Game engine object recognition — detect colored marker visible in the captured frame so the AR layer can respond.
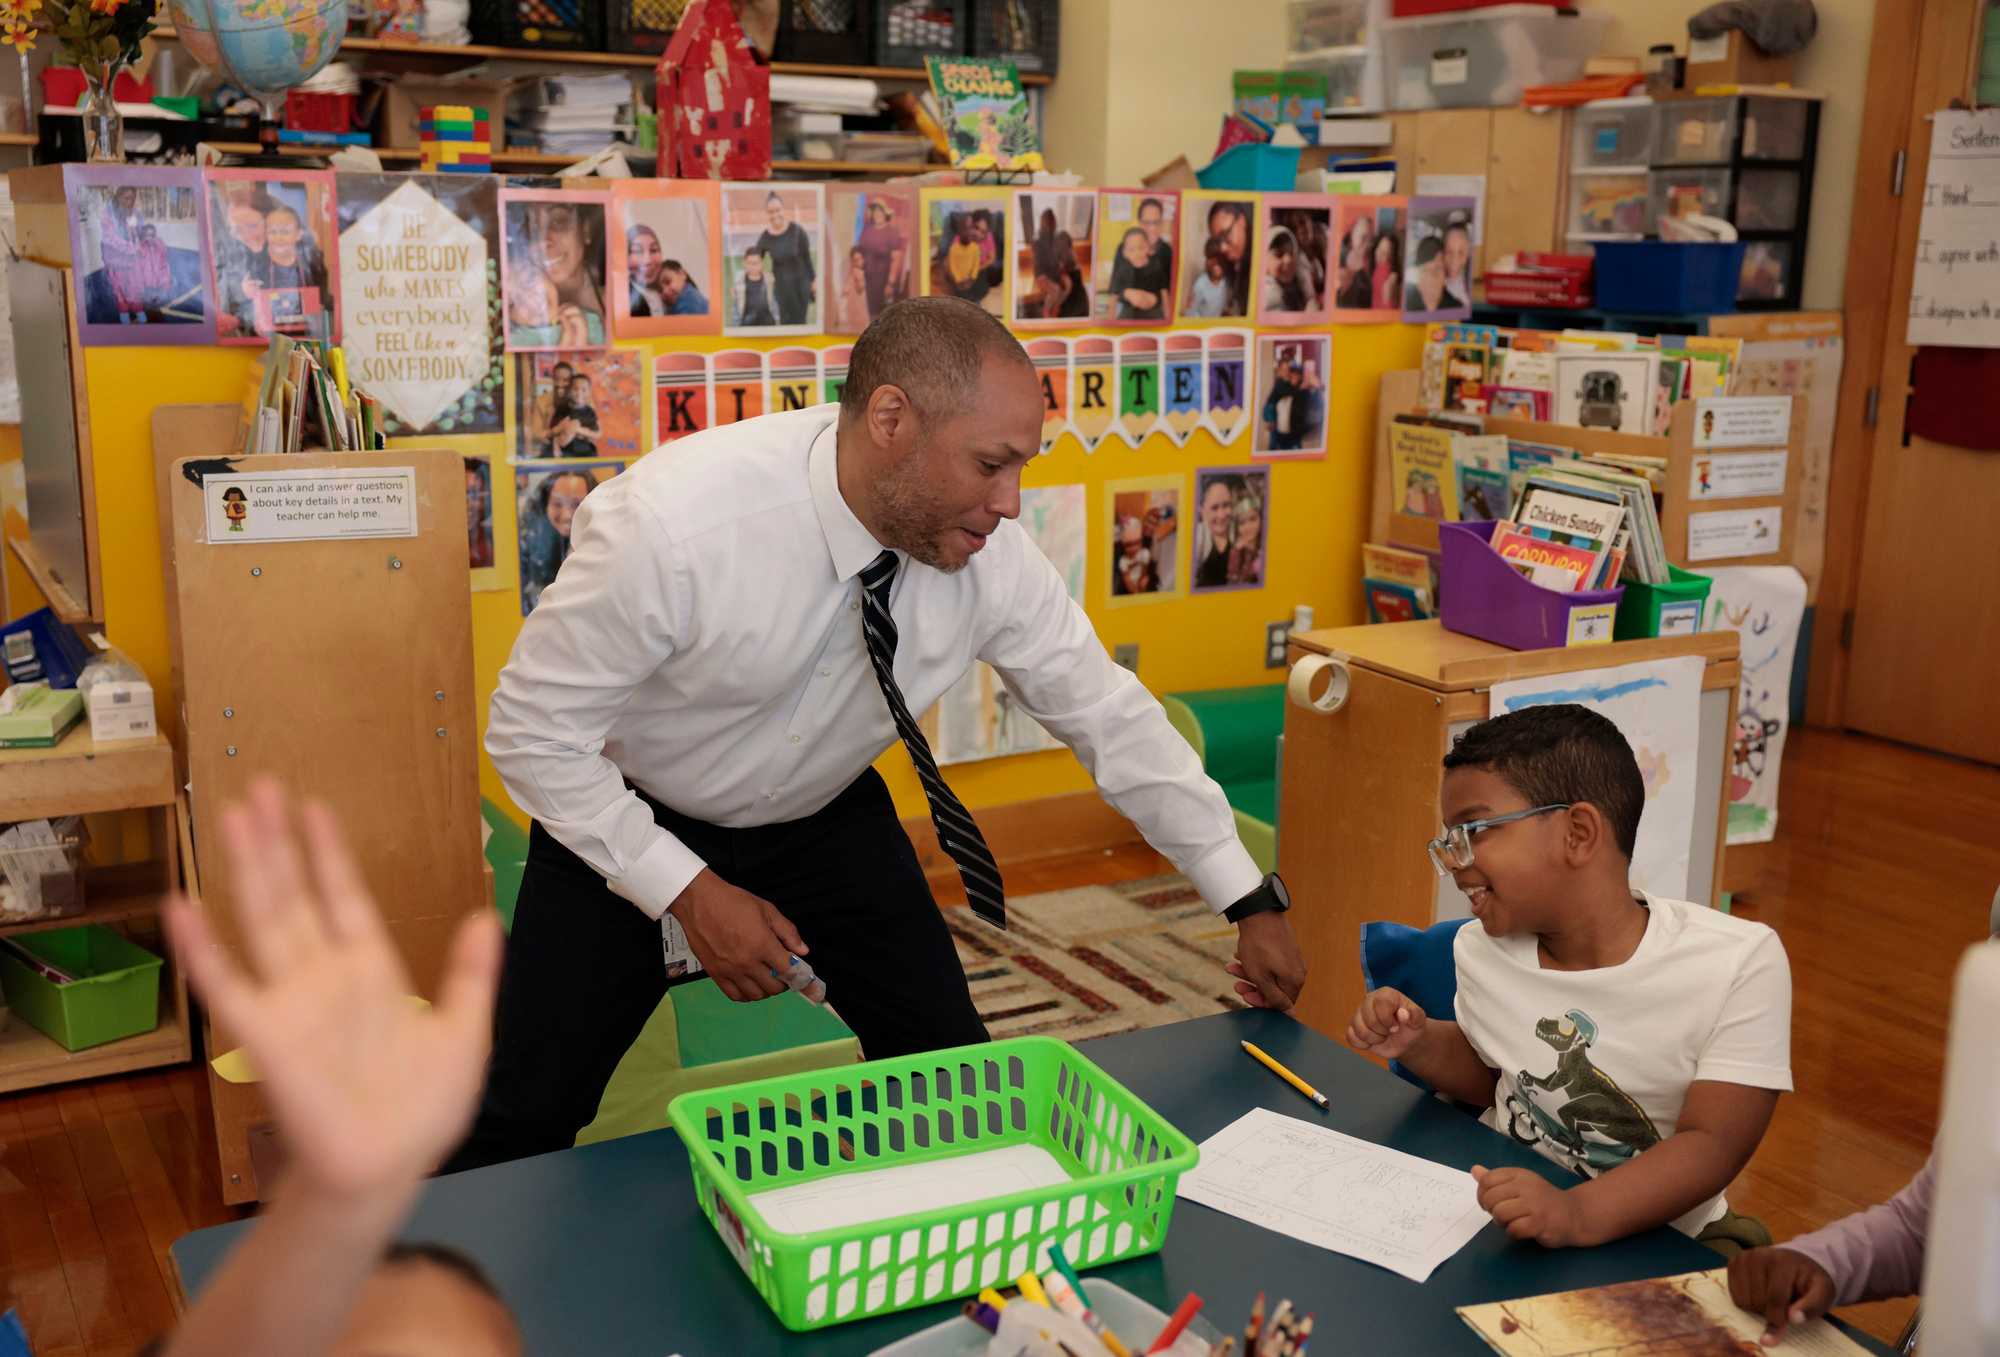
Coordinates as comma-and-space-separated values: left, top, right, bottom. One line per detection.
1241, 1040, 1329, 1110
1016, 1270, 1052, 1309
1147, 1293, 1204, 1353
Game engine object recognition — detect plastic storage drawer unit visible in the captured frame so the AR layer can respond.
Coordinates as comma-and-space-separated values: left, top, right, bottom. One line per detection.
1380, 4, 1608, 109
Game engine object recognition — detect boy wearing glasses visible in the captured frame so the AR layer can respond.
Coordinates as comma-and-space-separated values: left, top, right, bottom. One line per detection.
1348, 704, 1792, 1256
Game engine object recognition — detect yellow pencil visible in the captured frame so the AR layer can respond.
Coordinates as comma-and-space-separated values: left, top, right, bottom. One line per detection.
1240, 1040, 1329, 1110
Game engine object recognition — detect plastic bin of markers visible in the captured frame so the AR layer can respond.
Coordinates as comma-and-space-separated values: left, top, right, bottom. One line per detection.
667, 1035, 1200, 1332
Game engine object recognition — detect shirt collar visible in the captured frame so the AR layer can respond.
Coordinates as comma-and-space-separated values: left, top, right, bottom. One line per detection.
808, 419, 889, 582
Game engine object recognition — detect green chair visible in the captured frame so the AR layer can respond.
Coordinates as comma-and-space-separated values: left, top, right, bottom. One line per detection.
478, 799, 862, 1148
1161, 684, 1286, 875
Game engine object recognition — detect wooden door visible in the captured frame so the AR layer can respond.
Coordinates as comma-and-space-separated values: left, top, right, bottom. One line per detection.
1831, 0, 2000, 764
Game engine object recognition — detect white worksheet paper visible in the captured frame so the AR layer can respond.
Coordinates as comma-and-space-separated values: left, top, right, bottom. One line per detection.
1176, 1108, 1489, 1283
748, 1143, 1073, 1236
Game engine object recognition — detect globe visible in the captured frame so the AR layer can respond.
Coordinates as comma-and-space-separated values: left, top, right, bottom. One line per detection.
168, 0, 349, 99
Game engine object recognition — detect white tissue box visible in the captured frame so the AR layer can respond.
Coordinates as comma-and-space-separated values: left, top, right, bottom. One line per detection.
87, 678, 157, 743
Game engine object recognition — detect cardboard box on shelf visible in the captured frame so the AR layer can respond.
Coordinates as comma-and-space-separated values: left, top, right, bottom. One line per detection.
379, 78, 512, 151
1683, 29, 1794, 90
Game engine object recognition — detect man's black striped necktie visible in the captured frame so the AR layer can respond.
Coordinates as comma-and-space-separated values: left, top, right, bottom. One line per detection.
858, 549, 1007, 929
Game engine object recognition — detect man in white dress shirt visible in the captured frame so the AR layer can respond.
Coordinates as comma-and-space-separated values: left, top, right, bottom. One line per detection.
449, 297, 1306, 1171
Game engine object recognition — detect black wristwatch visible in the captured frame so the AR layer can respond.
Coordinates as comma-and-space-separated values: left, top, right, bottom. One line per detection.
1224, 872, 1291, 924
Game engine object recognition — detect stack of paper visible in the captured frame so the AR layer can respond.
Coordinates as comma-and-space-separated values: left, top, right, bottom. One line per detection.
1458, 1269, 1875, 1356
509, 74, 636, 156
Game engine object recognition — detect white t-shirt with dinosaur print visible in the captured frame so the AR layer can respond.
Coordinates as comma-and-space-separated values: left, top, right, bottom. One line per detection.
1453, 892, 1793, 1237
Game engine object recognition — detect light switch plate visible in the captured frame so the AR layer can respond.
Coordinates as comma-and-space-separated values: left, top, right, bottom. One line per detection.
1113, 643, 1140, 673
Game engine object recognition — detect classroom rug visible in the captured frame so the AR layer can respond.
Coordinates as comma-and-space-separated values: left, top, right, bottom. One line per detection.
942, 873, 1246, 1042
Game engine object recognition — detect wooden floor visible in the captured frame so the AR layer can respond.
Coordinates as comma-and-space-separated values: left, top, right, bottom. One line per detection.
0, 728, 1992, 1353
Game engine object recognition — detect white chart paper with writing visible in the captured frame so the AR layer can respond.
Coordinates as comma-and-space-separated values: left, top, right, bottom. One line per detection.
1176, 1107, 1490, 1283
1908, 108, 2000, 348
203, 468, 418, 544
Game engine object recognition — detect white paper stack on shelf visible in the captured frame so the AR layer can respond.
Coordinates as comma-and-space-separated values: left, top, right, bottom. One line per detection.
509, 73, 637, 156
770, 74, 881, 114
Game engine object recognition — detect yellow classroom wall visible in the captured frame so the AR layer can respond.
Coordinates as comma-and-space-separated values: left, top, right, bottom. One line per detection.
51, 321, 1420, 828
1046, 0, 1291, 187
0, 424, 42, 619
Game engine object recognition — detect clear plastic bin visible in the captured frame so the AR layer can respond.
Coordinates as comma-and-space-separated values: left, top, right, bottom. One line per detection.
1654, 96, 1736, 164
1650, 168, 1734, 225
0, 817, 86, 925
1741, 95, 1812, 160
1380, 4, 1610, 110
1288, 48, 1382, 110
1571, 97, 1654, 170
1736, 167, 1803, 232
1288, 0, 1372, 59
1567, 172, 1652, 238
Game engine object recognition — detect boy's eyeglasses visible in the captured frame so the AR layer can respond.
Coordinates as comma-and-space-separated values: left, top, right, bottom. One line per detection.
1426, 804, 1572, 876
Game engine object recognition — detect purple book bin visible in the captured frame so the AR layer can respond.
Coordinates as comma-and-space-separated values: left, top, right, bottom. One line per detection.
1438, 520, 1626, 651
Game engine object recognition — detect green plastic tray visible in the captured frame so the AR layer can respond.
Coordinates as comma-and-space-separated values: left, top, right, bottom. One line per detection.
0, 924, 162, 1051
667, 1035, 1199, 1332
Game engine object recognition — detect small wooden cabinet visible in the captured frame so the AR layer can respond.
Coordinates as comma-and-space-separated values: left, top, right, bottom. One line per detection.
0, 728, 192, 1092
1275, 620, 1739, 1043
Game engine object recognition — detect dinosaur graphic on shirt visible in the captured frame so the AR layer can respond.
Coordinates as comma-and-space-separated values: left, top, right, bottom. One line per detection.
1503, 1008, 1661, 1173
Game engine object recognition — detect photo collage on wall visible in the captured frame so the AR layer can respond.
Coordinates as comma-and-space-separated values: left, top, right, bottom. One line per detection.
67, 166, 1444, 624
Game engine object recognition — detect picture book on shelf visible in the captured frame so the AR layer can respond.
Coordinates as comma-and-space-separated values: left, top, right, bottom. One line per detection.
1442, 342, 1492, 413
1389, 422, 1459, 520
1489, 523, 1603, 591
1362, 542, 1436, 593
925, 57, 1044, 172
1365, 578, 1432, 624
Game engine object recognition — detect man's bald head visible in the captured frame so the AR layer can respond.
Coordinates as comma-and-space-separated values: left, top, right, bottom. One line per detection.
840, 296, 1032, 427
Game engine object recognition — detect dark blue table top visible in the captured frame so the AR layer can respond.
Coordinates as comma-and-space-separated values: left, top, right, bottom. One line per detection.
172, 1008, 1890, 1355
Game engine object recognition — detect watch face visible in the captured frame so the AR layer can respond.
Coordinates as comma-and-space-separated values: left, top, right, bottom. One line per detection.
1268, 874, 1291, 908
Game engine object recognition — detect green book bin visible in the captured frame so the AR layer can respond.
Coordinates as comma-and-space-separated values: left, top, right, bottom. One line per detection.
668, 1035, 1198, 1332
1614, 564, 1713, 640
0, 925, 163, 1051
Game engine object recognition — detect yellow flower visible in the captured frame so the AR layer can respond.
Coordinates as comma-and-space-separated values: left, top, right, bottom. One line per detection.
3, 0, 42, 18
2, 20, 35, 49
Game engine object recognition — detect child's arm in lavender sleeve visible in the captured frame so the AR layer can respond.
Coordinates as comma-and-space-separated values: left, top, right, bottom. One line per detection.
1786, 1155, 1936, 1306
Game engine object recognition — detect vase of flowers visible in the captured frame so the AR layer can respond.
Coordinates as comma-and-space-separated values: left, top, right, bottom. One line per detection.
6, 0, 160, 162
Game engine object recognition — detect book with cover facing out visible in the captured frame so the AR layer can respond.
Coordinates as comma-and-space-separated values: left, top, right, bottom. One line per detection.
1364, 578, 1431, 624
1362, 542, 1436, 593
1489, 522, 1600, 591
1390, 423, 1460, 520
926, 57, 1044, 172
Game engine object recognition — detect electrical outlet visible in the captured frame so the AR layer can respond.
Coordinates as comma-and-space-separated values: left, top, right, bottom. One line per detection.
1265, 621, 1292, 669
1113, 642, 1140, 673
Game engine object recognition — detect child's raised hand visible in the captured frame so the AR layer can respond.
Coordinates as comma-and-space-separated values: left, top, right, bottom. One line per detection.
1471, 1165, 1588, 1248
163, 778, 502, 1201
1726, 1247, 1836, 1346
1345, 986, 1428, 1060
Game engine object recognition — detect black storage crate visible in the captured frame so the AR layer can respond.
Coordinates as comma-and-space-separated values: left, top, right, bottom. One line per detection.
775, 0, 874, 66
970, 0, 1055, 73
608, 0, 690, 54
473, 0, 608, 51
873, 0, 967, 68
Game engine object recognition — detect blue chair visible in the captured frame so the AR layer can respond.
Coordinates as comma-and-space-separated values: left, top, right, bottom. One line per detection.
1358, 916, 1473, 1097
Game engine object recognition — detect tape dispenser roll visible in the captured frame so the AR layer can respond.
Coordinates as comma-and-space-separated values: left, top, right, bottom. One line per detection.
1287, 652, 1351, 715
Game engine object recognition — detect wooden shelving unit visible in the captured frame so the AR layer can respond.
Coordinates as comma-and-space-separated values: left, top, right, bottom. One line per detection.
0, 726, 192, 1093
0, 132, 35, 147
150, 29, 1051, 84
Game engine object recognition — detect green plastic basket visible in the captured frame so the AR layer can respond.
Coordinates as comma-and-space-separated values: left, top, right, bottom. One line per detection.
0, 924, 163, 1052
666, 1035, 1199, 1332
1614, 564, 1713, 640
